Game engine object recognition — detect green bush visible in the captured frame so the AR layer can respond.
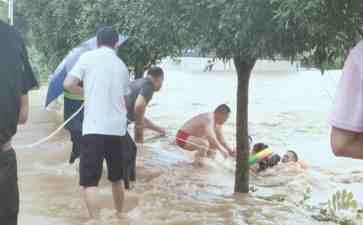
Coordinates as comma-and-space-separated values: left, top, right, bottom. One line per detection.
0, 1, 7, 22
28, 46, 51, 84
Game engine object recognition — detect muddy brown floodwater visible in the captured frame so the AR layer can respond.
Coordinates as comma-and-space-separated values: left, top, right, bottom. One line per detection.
12, 59, 362, 225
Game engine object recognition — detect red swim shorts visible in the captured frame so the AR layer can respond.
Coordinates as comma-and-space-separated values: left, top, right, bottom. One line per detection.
176, 130, 190, 148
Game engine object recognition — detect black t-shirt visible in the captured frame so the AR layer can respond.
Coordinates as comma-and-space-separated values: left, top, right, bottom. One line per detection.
0, 20, 38, 145
126, 77, 155, 122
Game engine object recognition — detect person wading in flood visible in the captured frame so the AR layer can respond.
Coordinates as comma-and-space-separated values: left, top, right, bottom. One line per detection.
176, 104, 236, 165
0, 20, 38, 225
330, 41, 363, 161
64, 27, 130, 218
126, 67, 166, 143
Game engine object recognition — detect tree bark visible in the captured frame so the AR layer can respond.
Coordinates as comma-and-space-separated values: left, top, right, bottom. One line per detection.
233, 56, 256, 193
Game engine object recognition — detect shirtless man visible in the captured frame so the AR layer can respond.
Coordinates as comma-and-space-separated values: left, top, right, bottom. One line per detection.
176, 104, 235, 162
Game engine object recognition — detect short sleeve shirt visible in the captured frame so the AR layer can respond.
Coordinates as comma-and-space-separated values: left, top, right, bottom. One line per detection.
330, 41, 363, 132
69, 47, 130, 136
0, 21, 38, 144
126, 77, 155, 121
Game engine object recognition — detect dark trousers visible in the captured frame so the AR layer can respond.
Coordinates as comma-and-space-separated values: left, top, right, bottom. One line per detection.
64, 97, 84, 164
0, 149, 19, 225
69, 131, 82, 164
123, 132, 137, 189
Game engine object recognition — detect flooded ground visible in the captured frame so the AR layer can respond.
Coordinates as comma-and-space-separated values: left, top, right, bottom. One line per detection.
12, 58, 362, 225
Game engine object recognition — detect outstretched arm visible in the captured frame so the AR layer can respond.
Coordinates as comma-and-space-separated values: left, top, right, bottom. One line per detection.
206, 125, 229, 158
144, 117, 166, 136
134, 95, 148, 143
331, 127, 363, 159
215, 126, 235, 157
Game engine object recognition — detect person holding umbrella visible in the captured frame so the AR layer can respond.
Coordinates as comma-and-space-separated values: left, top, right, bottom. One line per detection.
46, 34, 128, 164
64, 27, 130, 218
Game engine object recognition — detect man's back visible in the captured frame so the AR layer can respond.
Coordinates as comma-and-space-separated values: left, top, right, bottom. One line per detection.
70, 47, 129, 136
126, 77, 155, 121
180, 113, 213, 138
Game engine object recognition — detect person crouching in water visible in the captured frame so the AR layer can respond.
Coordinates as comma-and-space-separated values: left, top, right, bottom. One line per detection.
176, 104, 236, 165
282, 150, 308, 170
250, 143, 307, 172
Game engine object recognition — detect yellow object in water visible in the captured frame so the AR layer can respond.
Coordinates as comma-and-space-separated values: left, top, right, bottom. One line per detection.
249, 148, 273, 165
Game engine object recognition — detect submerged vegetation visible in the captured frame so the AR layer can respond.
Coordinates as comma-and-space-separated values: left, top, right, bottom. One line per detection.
257, 188, 362, 225
313, 190, 363, 225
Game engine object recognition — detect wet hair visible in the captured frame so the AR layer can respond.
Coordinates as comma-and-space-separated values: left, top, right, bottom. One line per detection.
252, 143, 269, 154
287, 150, 298, 162
97, 26, 119, 48
215, 104, 231, 114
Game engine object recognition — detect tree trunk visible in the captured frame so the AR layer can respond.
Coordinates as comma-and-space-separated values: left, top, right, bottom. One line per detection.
233, 56, 256, 193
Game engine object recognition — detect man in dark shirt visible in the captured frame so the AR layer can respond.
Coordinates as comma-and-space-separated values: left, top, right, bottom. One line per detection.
0, 20, 38, 225
126, 67, 165, 143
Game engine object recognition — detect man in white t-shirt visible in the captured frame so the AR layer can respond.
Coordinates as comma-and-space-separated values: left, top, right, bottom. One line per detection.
64, 27, 129, 218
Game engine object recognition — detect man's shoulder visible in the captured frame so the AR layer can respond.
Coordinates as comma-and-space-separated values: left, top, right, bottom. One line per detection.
354, 40, 363, 50
78, 49, 97, 61
131, 77, 152, 88
115, 57, 128, 70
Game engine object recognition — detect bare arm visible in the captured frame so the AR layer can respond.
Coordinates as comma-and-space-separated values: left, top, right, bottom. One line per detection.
330, 127, 363, 159
144, 117, 165, 135
134, 94, 167, 142
134, 95, 148, 143
206, 124, 229, 157
18, 95, 29, 125
64, 76, 83, 96
215, 126, 235, 156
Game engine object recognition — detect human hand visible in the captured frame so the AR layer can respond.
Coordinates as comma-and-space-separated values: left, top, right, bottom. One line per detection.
228, 149, 237, 157
221, 150, 229, 159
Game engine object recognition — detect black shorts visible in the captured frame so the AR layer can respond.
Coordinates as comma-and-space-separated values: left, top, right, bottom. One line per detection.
0, 149, 19, 225
80, 134, 126, 187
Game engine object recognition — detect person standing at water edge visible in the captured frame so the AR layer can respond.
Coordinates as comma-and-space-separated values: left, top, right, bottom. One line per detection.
64, 27, 130, 218
0, 20, 38, 225
176, 104, 235, 164
330, 41, 363, 160
127, 67, 166, 143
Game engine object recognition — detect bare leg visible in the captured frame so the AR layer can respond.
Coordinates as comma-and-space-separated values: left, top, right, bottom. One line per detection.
331, 127, 363, 159
112, 180, 125, 213
207, 149, 217, 159
83, 187, 100, 218
182, 136, 209, 165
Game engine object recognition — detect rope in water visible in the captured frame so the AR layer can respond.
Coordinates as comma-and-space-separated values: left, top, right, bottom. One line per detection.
14, 104, 210, 151
15, 104, 85, 149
